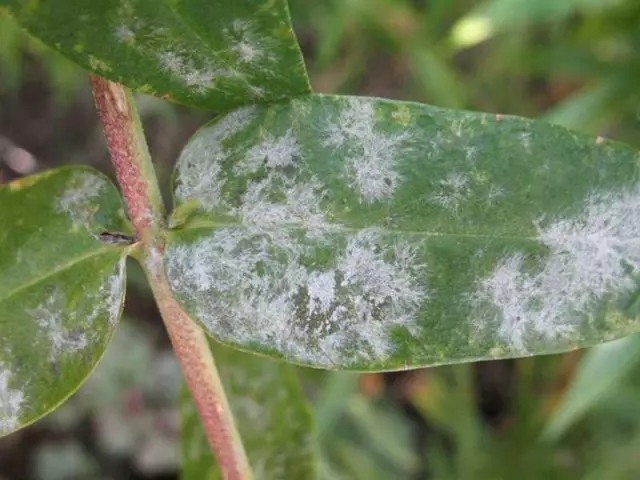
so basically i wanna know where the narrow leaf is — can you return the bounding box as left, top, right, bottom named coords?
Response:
left=0, top=167, right=129, bottom=436
left=165, top=94, right=640, bottom=370
left=543, top=334, right=640, bottom=441
left=4, top=0, right=310, bottom=110
left=180, top=342, right=316, bottom=479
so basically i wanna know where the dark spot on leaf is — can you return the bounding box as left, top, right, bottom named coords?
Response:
left=97, top=231, right=134, bottom=246
left=384, top=177, right=393, bottom=186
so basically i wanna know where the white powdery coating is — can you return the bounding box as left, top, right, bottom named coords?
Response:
left=476, top=187, right=640, bottom=351
left=0, top=365, right=23, bottom=434
left=105, top=259, right=126, bottom=327
left=430, top=172, right=471, bottom=214
left=226, top=19, right=270, bottom=65
left=175, top=106, right=255, bottom=210
left=236, top=129, right=299, bottom=173
left=166, top=228, right=426, bottom=366
left=157, top=51, right=222, bottom=92
left=29, top=292, right=88, bottom=362
left=322, top=97, right=411, bottom=203
left=55, top=172, right=107, bottom=222
left=239, top=179, right=327, bottom=231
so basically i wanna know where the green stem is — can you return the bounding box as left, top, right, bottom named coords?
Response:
left=90, top=75, right=252, bottom=480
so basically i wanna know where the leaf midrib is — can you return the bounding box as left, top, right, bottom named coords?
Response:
left=177, top=219, right=540, bottom=242
left=0, top=247, right=122, bottom=305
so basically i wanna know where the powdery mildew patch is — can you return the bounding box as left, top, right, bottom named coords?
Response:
left=475, top=186, right=640, bottom=351
left=29, top=291, right=88, bottom=362
left=55, top=171, right=107, bottom=225
left=166, top=227, right=426, bottom=367
left=225, top=19, right=270, bottom=65
left=86, top=258, right=127, bottom=328
left=321, top=97, right=413, bottom=203
left=0, top=363, right=23, bottom=435
left=236, top=129, right=299, bottom=173
left=170, top=100, right=431, bottom=366
left=175, top=107, right=256, bottom=211
left=157, top=50, right=224, bottom=92
left=26, top=259, right=126, bottom=363
left=113, top=4, right=278, bottom=99
left=430, top=172, right=471, bottom=215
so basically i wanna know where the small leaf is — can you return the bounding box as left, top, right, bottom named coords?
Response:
left=0, top=167, right=129, bottom=436
left=180, top=342, right=317, bottom=479
left=165, top=94, right=640, bottom=370
left=4, top=0, right=310, bottom=110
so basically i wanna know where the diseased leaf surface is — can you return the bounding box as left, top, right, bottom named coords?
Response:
left=0, top=167, right=129, bottom=436
left=165, top=94, right=640, bottom=370
left=5, top=0, right=310, bottom=110
left=180, top=342, right=316, bottom=479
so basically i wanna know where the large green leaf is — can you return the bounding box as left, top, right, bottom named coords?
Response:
left=0, top=167, right=129, bottom=436
left=165, top=94, right=640, bottom=371
left=4, top=0, right=310, bottom=110
left=180, top=342, right=316, bottom=479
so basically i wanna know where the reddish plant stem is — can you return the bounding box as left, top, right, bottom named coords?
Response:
left=89, top=75, right=164, bottom=240
left=90, top=76, right=252, bottom=480
left=149, top=262, right=251, bottom=480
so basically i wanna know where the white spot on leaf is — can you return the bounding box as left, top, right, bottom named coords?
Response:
left=175, top=106, right=255, bottom=211
left=166, top=227, right=426, bottom=367
left=236, top=129, right=300, bottom=173
left=29, top=291, right=88, bottom=361
left=322, top=97, right=412, bottom=203
left=430, top=172, right=471, bottom=214
left=475, top=186, right=640, bottom=351
left=0, top=365, right=23, bottom=435
left=55, top=172, right=107, bottom=224
left=157, top=51, right=223, bottom=92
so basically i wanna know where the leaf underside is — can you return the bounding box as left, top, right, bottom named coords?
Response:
left=4, top=0, right=310, bottom=111
left=0, top=167, right=129, bottom=436
left=180, top=341, right=316, bottom=479
left=165, top=93, right=640, bottom=371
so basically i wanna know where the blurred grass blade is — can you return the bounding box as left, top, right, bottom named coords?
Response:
left=543, top=334, right=640, bottom=441
left=314, top=372, right=358, bottom=439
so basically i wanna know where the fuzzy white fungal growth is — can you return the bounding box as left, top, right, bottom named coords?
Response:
left=430, top=172, right=471, bottom=214
left=233, top=41, right=262, bottom=63
left=175, top=106, right=255, bottom=210
left=29, top=292, right=88, bottom=361
left=56, top=172, right=107, bottom=223
left=170, top=99, right=429, bottom=366
left=239, top=179, right=327, bottom=231
left=166, top=227, right=426, bottom=366
left=114, top=25, right=135, bottom=42
left=226, top=19, right=268, bottom=65
left=476, top=186, right=640, bottom=351
left=238, top=130, right=300, bottom=173
left=157, top=51, right=221, bottom=92
left=105, top=259, right=126, bottom=326
left=0, top=365, right=23, bottom=434
left=322, top=97, right=411, bottom=203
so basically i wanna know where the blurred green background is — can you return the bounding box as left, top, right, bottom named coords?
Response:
left=1, top=0, right=640, bottom=478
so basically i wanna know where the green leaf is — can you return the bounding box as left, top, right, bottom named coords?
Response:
left=180, top=342, right=317, bottom=479
left=164, top=93, right=640, bottom=371
left=0, top=167, right=129, bottom=436
left=542, top=334, right=640, bottom=441
left=4, top=0, right=310, bottom=110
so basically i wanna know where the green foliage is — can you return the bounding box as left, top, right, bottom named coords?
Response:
left=3, top=0, right=310, bottom=110
left=166, top=93, right=640, bottom=370
left=0, top=8, right=82, bottom=101
left=180, top=341, right=316, bottom=479
left=3, top=1, right=640, bottom=478
left=0, top=167, right=128, bottom=435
